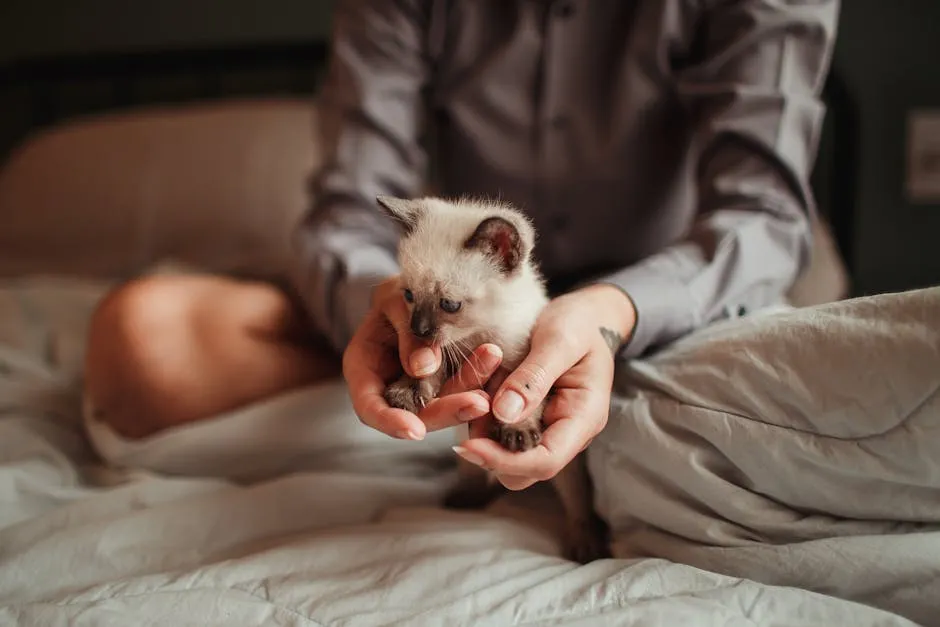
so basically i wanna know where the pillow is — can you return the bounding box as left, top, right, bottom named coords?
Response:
left=0, top=98, right=320, bottom=281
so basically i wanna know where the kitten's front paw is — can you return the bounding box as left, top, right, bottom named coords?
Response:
left=383, top=378, right=428, bottom=414
left=491, top=419, right=543, bottom=452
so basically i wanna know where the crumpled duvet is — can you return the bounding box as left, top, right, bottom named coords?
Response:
left=0, top=273, right=932, bottom=626
left=590, top=286, right=940, bottom=625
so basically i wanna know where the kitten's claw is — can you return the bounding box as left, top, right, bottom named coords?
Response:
left=384, top=378, right=429, bottom=415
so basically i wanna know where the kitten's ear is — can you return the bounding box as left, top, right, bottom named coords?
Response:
left=464, top=215, right=532, bottom=274
left=376, top=195, right=422, bottom=235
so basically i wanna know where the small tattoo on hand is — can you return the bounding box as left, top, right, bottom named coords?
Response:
left=599, top=327, right=623, bottom=356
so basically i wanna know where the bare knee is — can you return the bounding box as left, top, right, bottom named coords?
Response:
left=84, top=276, right=201, bottom=438
left=90, top=276, right=191, bottom=358
left=83, top=274, right=340, bottom=440
left=88, top=276, right=195, bottom=362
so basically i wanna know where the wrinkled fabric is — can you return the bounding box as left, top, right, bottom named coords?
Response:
left=293, top=0, right=841, bottom=358
left=590, top=286, right=940, bottom=626
left=0, top=273, right=918, bottom=627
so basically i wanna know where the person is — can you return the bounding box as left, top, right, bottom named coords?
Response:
left=84, top=0, right=841, bottom=490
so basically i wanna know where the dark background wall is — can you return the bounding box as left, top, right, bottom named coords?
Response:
left=1, top=0, right=938, bottom=297
left=0, top=1, right=336, bottom=62
left=830, top=1, right=940, bottom=296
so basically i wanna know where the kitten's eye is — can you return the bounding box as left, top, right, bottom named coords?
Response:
left=439, top=298, right=461, bottom=313
left=403, top=288, right=414, bottom=303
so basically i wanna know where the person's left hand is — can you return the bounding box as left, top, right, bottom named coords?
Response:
left=455, top=284, right=637, bottom=490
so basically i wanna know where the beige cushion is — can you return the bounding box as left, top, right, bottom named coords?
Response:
left=0, top=98, right=320, bottom=281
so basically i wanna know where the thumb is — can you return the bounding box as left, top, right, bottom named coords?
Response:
left=399, top=329, right=442, bottom=378
left=384, top=297, right=442, bottom=378
left=492, top=334, right=580, bottom=424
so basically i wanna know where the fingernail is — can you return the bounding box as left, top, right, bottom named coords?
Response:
left=452, top=445, right=486, bottom=468
left=457, top=404, right=487, bottom=422
left=483, top=344, right=503, bottom=361
left=411, top=348, right=437, bottom=377
left=457, top=391, right=490, bottom=422
left=494, top=390, right=524, bottom=423
left=396, top=429, right=423, bottom=441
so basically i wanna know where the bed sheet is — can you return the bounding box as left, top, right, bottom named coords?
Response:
left=0, top=273, right=924, bottom=626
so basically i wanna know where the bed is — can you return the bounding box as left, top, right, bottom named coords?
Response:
left=2, top=9, right=938, bottom=627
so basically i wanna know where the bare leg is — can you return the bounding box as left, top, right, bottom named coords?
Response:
left=83, top=274, right=340, bottom=440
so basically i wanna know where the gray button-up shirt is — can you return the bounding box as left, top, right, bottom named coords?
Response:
left=293, top=0, right=840, bottom=358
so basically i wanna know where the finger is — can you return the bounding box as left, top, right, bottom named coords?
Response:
left=348, top=311, right=397, bottom=372
left=400, top=334, right=443, bottom=379
left=458, top=389, right=603, bottom=481
left=439, top=344, right=503, bottom=396
left=467, top=414, right=493, bottom=440
left=384, top=296, right=443, bottom=379
left=451, top=443, right=537, bottom=491
left=344, top=354, right=427, bottom=440
left=420, top=390, right=491, bottom=432
left=492, top=333, right=583, bottom=424
left=457, top=436, right=558, bottom=481
left=497, top=475, right=537, bottom=491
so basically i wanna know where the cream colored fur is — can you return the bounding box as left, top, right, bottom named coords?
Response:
left=377, top=195, right=609, bottom=563
left=395, top=196, right=548, bottom=369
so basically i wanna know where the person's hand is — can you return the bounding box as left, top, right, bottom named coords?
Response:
left=455, top=284, right=636, bottom=490
left=343, top=275, right=504, bottom=440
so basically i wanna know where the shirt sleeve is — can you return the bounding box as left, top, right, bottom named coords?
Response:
left=593, top=0, right=840, bottom=359
left=290, top=0, right=431, bottom=353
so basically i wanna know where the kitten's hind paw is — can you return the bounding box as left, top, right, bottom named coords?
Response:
left=490, top=420, right=543, bottom=452
left=563, top=514, right=611, bottom=564
left=443, top=483, right=500, bottom=510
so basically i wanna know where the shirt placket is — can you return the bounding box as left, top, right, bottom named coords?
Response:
left=537, top=0, right=578, bottom=256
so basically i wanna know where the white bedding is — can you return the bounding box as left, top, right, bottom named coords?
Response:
left=0, top=273, right=933, bottom=626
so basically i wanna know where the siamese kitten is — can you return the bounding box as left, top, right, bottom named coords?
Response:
left=376, top=195, right=610, bottom=563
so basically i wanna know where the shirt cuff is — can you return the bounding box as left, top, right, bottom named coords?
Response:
left=334, top=247, right=399, bottom=351
left=588, top=265, right=696, bottom=360
left=292, top=240, right=399, bottom=354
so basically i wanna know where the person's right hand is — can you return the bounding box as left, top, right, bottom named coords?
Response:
left=343, top=276, right=503, bottom=441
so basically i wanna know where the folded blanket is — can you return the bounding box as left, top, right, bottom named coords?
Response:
left=590, top=286, right=940, bottom=624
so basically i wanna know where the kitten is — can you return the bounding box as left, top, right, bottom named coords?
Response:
left=376, top=194, right=610, bottom=563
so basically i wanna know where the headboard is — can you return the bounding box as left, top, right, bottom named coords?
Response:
left=0, top=14, right=860, bottom=285
left=0, top=41, right=329, bottom=160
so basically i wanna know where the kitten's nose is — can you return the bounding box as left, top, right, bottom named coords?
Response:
left=410, top=311, right=434, bottom=339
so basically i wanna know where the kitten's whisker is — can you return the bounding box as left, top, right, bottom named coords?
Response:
left=444, top=344, right=461, bottom=379
left=442, top=343, right=460, bottom=380
left=451, top=345, right=465, bottom=375
left=454, top=339, right=485, bottom=385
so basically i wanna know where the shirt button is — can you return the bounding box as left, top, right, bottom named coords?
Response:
left=554, top=2, right=575, bottom=18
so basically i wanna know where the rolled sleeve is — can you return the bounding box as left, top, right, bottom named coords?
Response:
left=290, top=0, right=431, bottom=353
left=593, top=0, right=840, bottom=359
left=595, top=256, right=697, bottom=360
